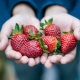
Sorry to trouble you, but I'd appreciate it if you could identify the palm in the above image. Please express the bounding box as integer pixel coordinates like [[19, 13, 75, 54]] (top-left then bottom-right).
[[40, 13, 80, 68]]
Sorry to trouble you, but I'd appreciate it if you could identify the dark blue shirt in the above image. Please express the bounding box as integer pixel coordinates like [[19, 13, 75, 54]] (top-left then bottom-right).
[[0, 0, 79, 30], [70, 0, 80, 19]]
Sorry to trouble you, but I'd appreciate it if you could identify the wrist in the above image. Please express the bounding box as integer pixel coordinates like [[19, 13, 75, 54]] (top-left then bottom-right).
[[12, 3, 35, 17], [45, 5, 68, 16]]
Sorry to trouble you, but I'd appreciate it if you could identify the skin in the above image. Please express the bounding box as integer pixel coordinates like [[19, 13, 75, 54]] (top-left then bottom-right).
[[0, 3, 40, 66], [40, 5, 80, 68], [0, 4, 80, 68]]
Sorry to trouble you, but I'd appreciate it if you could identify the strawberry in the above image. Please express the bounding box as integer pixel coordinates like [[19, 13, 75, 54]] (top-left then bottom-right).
[[24, 25, 38, 37], [40, 18, 61, 39], [24, 25, 42, 40], [60, 31, 77, 54], [10, 23, 29, 51], [20, 40, 43, 58], [41, 36, 61, 54]]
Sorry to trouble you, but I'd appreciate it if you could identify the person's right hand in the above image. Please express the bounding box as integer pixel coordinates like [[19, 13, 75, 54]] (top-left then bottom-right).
[[0, 13, 41, 66]]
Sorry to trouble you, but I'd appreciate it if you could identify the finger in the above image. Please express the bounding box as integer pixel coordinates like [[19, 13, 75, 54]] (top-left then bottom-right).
[[5, 42, 22, 59], [74, 27, 80, 40], [40, 53, 48, 64], [15, 56, 29, 64], [71, 18, 80, 40], [45, 59, 53, 68], [0, 33, 8, 50], [49, 54, 63, 63], [60, 48, 76, 64], [35, 57, 40, 65], [28, 58, 36, 67], [20, 56, 29, 64]]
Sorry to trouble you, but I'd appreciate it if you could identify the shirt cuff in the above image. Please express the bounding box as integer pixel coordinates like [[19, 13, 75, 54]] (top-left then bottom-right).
[[8, 0, 37, 16], [38, 0, 74, 19]]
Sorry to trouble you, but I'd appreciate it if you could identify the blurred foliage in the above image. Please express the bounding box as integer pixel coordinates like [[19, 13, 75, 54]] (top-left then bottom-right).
[[0, 51, 6, 80]]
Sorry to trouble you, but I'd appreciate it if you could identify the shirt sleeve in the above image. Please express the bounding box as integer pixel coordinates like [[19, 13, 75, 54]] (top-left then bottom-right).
[[8, 0, 37, 16], [42, 0, 77, 12], [38, 0, 77, 19], [70, 0, 80, 19]]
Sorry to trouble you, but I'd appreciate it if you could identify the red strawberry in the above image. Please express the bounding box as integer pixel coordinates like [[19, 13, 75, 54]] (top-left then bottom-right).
[[10, 23, 29, 51], [60, 31, 77, 54], [24, 25, 43, 40], [24, 25, 39, 37], [40, 18, 61, 39], [41, 36, 61, 54], [20, 40, 43, 58]]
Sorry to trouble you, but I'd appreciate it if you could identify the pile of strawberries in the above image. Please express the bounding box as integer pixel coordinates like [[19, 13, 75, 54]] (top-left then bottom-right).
[[9, 18, 77, 58]]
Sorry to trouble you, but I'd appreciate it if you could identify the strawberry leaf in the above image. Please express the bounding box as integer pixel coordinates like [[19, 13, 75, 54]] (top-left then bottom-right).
[[70, 30, 73, 34], [12, 23, 24, 35], [28, 29, 35, 36], [54, 39, 61, 55], [63, 30, 73, 34], [57, 39, 61, 48], [40, 23, 45, 30], [63, 32, 68, 34], [28, 36, 34, 40], [48, 18, 53, 24], [54, 49, 61, 55], [43, 50, 49, 53], [28, 29, 36, 40], [36, 32, 43, 37], [19, 25, 24, 33], [12, 29, 17, 34], [45, 20, 48, 24], [38, 38, 49, 53], [15, 23, 19, 32], [8, 35, 13, 39]]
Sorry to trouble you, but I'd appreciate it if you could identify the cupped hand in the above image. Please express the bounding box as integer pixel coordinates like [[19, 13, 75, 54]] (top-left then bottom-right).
[[40, 13, 80, 68], [0, 13, 40, 66]]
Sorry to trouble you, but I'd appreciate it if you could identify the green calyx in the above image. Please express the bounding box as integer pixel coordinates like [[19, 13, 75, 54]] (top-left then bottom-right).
[[28, 29, 43, 40], [63, 30, 73, 34], [40, 18, 53, 30], [8, 23, 24, 39], [38, 38, 49, 53], [12, 23, 24, 35], [53, 39, 61, 55]]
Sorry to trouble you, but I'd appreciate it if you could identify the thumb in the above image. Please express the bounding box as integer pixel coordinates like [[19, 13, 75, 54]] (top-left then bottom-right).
[[74, 27, 80, 40], [0, 33, 8, 50], [0, 22, 11, 50], [71, 18, 80, 40]]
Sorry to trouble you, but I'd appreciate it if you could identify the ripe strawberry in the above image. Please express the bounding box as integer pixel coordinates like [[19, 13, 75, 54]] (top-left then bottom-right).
[[40, 18, 61, 39], [20, 40, 43, 58], [41, 36, 61, 54], [10, 23, 29, 51], [24, 25, 43, 40], [60, 31, 77, 54], [24, 25, 38, 37]]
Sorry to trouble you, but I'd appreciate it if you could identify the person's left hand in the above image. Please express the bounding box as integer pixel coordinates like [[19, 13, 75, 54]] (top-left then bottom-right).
[[40, 13, 80, 68]]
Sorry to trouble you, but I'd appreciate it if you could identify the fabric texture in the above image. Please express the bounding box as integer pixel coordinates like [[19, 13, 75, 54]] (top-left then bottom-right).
[[0, 0, 78, 30]]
